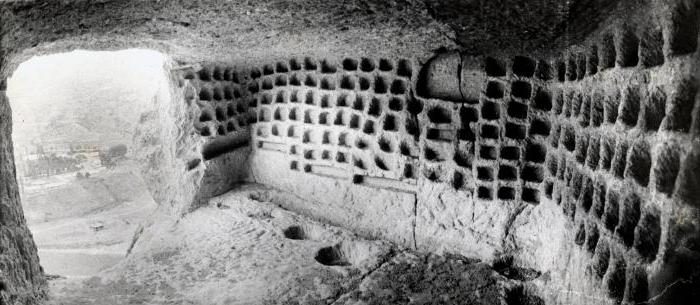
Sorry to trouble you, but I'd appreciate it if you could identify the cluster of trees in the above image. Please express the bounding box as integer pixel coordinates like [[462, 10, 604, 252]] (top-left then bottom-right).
[[75, 172, 91, 179], [98, 144, 127, 169]]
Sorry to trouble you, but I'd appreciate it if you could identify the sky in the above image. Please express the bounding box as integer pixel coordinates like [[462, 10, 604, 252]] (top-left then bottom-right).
[[7, 49, 168, 145]]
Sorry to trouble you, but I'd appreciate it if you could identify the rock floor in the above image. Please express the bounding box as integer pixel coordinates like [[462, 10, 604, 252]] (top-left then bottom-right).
[[46, 184, 542, 305]]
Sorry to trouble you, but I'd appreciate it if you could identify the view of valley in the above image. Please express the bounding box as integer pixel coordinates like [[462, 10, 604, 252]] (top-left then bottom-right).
[[7, 50, 166, 279]]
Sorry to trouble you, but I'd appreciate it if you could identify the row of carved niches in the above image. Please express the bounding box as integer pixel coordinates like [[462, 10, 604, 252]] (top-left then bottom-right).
[[419, 53, 552, 204], [546, 136, 700, 304], [409, 21, 699, 301], [179, 49, 698, 205], [245, 53, 558, 205], [180, 66, 255, 132], [246, 57, 413, 113], [539, 8, 700, 301], [551, 84, 673, 134], [251, 56, 417, 183], [179, 65, 257, 160], [547, 139, 694, 305], [552, 6, 698, 83], [543, 2, 700, 202], [547, 78, 699, 189]]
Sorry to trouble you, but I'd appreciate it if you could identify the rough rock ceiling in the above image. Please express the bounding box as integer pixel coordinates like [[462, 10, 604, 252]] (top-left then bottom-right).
[[0, 0, 635, 76], [424, 0, 630, 54], [0, 0, 455, 71]]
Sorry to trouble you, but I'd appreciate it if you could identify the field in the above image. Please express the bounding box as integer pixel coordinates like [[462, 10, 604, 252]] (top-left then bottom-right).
[[20, 159, 158, 277]]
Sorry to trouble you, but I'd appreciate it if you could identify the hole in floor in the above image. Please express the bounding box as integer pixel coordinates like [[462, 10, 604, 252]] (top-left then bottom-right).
[[315, 245, 351, 266], [283, 225, 308, 240]]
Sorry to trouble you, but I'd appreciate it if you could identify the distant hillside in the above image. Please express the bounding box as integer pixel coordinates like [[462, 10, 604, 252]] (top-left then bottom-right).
[[7, 49, 167, 145]]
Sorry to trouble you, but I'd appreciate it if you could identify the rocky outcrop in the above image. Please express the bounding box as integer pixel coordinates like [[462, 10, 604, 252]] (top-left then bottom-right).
[[0, 0, 698, 304], [0, 93, 46, 304]]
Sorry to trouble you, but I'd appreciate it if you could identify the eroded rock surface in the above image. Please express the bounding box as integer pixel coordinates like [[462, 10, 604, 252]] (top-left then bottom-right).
[[45, 185, 529, 305], [0, 0, 699, 304], [0, 93, 46, 304]]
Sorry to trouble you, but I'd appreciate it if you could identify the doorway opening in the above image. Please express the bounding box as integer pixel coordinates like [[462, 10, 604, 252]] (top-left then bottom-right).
[[7, 49, 168, 279]]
